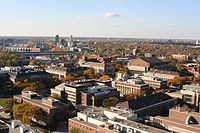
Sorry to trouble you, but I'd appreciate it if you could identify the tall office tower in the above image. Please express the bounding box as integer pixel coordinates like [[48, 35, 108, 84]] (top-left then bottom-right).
[[55, 35, 60, 44], [69, 35, 73, 42], [196, 40, 199, 45], [132, 46, 140, 56]]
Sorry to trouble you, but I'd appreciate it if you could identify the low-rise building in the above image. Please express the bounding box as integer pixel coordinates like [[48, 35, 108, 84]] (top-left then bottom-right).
[[51, 79, 112, 105], [144, 69, 179, 81], [127, 57, 168, 75], [141, 75, 168, 90], [45, 66, 87, 79], [68, 105, 169, 133], [2, 66, 51, 83], [180, 84, 200, 106], [172, 54, 189, 61], [14, 91, 68, 124], [81, 85, 119, 107], [116, 93, 178, 117], [10, 120, 40, 133], [78, 55, 114, 75], [153, 108, 200, 133], [112, 78, 150, 96]]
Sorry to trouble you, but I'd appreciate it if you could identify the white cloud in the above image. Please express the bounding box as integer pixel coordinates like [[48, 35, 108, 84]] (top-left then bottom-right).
[[102, 12, 120, 17], [76, 17, 96, 21], [163, 11, 171, 15]]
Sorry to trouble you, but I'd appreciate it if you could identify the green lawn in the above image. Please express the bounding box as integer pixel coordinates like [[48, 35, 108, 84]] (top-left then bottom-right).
[[0, 98, 6, 106]]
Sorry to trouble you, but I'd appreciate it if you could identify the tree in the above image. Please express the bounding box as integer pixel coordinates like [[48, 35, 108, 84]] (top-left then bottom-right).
[[100, 75, 111, 80], [2, 98, 17, 114], [29, 60, 39, 65], [13, 103, 46, 125], [22, 105, 46, 125], [102, 97, 119, 108], [22, 82, 44, 93], [62, 75, 75, 82], [115, 64, 123, 71], [83, 67, 96, 79], [168, 77, 186, 88], [194, 74, 200, 82], [126, 91, 146, 100], [13, 103, 30, 121]]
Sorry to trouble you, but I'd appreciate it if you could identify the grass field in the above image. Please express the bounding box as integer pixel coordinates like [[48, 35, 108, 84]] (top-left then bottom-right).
[[0, 98, 6, 106]]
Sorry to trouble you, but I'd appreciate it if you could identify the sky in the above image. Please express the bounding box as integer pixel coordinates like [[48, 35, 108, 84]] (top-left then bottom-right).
[[0, 0, 200, 39]]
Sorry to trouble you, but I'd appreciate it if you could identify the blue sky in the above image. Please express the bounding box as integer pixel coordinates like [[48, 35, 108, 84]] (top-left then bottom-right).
[[0, 0, 200, 39]]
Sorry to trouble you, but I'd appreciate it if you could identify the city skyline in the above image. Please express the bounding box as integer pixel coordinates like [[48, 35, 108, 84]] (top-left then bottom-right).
[[0, 0, 200, 39]]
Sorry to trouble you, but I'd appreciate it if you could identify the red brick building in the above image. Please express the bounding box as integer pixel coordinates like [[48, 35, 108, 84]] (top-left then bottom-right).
[[153, 108, 200, 133], [14, 91, 68, 124]]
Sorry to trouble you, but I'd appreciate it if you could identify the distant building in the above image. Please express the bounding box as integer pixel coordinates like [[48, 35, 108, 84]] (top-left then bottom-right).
[[172, 54, 189, 61], [153, 108, 200, 133], [144, 69, 179, 81], [186, 64, 200, 76], [51, 79, 112, 105], [144, 53, 153, 57], [78, 55, 114, 75], [117, 93, 178, 117], [196, 40, 199, 45], [112, 78, 150, 96], [69, 35, 73, 42], [55, 34, 60, 44], [127, 57, 169, 75], [2, 66, 52, 83], [14, 91, 68, 124], [132, 46, 140, 56], [69, 105, 168, 133], [45, 66, 88, 79], [141, 75, 168, 90]]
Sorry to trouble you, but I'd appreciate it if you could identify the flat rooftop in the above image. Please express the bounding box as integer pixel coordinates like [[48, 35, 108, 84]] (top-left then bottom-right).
[[14, 94, 67, 110], [111, 118, 169, 133]]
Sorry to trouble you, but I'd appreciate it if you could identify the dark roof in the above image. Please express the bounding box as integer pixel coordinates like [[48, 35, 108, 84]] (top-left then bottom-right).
[[9, 71, 51, 78], [140, 57, 164, 64], [117, 93, 172, 110], [149, 69, 179, 75]]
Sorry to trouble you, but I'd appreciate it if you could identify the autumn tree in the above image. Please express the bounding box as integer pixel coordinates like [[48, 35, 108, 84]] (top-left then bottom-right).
[[13, 103, 30, 121], [115, 64, 123, 71], [22, 105, 46, 125], [13, 103, 46, 125], [83, 67, 101, 79], [62, 75, 75, 82], [22, 81, 44, 93], [102, 97, 119, 108], [2, 98, 17, 114], [29, 60, 39, 65], [126, 91, 146, 100], [168, 77, 186, 88], [100, 75, 111, 80]]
